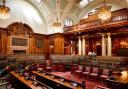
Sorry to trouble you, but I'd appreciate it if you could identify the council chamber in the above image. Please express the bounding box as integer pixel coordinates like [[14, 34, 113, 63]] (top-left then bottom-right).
[[0, 0, 128, 89]]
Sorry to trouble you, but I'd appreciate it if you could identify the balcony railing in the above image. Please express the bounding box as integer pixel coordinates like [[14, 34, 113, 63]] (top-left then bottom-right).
[[64, 8, 128, 32]]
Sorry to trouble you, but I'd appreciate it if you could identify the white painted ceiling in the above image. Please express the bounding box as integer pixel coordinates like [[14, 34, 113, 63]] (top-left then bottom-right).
[[0, 0, 127, 34]]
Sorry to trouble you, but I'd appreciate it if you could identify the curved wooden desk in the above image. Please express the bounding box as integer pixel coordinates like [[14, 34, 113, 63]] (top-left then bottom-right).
[[32, 71, 85, 89], [10, 71, 51, 89], [106, 70, 128, 89]]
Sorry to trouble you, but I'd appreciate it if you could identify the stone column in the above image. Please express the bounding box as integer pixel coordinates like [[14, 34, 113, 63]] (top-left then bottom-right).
[[78, 36, 82, 55], [82, 36, 86, 55], [101, 33, 106, 56], [107, 33, 112, 56]]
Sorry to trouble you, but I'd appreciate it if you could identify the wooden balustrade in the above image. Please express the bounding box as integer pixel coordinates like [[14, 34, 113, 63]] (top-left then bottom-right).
[[64, 8, 128, 32]]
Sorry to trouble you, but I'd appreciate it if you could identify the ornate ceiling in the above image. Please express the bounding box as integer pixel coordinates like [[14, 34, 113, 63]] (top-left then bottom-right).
[[0, 0, 128, 34], [28, 0, 128, 24]]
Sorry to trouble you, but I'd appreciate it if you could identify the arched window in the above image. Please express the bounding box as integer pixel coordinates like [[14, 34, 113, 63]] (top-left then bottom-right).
[[64, 18, 73, 27]]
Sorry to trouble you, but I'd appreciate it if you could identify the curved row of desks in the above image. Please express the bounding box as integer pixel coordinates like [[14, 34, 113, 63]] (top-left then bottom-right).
[[32, 71, 85, 89], [10, 71, 85, 89], [10, 71, 53, 89]]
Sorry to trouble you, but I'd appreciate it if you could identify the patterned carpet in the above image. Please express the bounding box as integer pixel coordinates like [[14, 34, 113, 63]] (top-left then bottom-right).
[[51, 71, 107, 89]]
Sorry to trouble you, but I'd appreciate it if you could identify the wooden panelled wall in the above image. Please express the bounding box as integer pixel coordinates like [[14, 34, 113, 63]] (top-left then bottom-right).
[[0, 23, 128, 56], [0, 23, 49, 55], [28, 34, 48, 54], [49, 34, 64, 54], [0, 30, 7, 54], [1, 27, 128, 56], [0, 23, 65, 55]]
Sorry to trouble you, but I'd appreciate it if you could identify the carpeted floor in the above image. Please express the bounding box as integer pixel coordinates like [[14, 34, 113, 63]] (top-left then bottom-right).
[[51, 71, 108, 89]]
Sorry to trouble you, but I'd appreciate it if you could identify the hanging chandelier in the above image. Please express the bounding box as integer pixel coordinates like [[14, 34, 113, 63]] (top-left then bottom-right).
[[53, 18, 61, 28], [52, 0, 61, 28], [0, 0, 10, 20], [98, 0, 111, 21]]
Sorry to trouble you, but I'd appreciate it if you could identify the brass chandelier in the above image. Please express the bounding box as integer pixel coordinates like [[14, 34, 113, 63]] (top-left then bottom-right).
[[98, 0, 111, 21], [0, 0, 10, 20], [52, 0, 61, 28], [53, 18, 61, 28]]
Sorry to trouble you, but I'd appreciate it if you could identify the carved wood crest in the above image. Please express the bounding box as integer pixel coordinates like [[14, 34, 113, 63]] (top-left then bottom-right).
[[7, 22, 33, 35]]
